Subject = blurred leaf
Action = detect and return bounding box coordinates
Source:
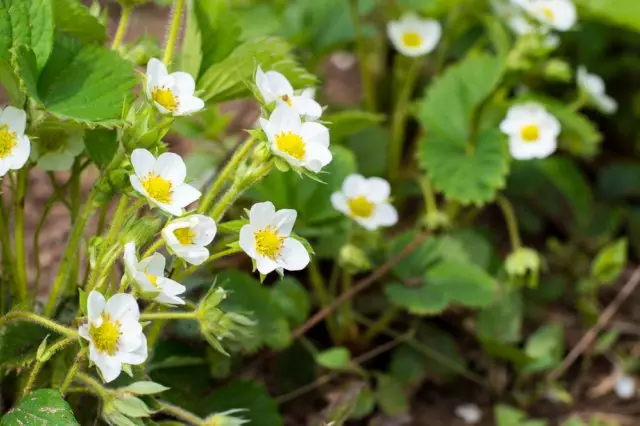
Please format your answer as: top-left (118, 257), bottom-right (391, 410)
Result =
top-left (375, 374), bottom-right (409, 417)
top-left (271, 277), bottom-right (310, 327)
top-left (350, 385), bottom-right (375, 420)
top-left (495, 405), bottom-right (548, 426)
top-left (579, 0), bottom-right (640, 33)
top-left (481, 340), bottom-right (533, 368)
top-left (122, 381), bottom-right (170, 395)
top-left (543, 98), bottom-right (602, 158)
top-left (85, 129), bottom-right (118, 168)
top-left (316, 347), bottom-right (351, 370)
top-left (598, 163), bottom-right (640, 199)
top-left (591, 238), bottom-right (628, 284)
top-left (477, 289), bottom-right (523, 344)
top-left (389, 232), bottom-right (441, 279)
top-left (1, 389), bottom-right (79, 425)
top-left (52, 0), bottom-right (106, 44)
top-left (346, 125), bottom-right (389, 176)
top-left (594, 330), bottom-right (620, 355)
top-left (324, 110), bottom-right (385, 142)
top-left (389, 345), bottom-right (427, 387)
top-left (113, 395), bottom-right (151, 418)
top-left (523, 323), bottom-right (564, 374)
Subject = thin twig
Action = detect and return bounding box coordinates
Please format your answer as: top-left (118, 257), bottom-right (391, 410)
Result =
top-left (548, 267), bottom-right (640, 382)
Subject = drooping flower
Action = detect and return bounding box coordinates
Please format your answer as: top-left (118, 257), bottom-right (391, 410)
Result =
top-left (256, 66), bottom-right (322, 120)
top-left (129, 148), bottom-right (201, 216)
top-left (78, 291), bottom-right (147, 382)
top-left (577, 66), bottom-right (617, 114)
top-left (0, 106), bottom-right (30, 177)
top-left (161, 214), bottom-right (217, 265)
top-left (331, 174), bottom-right (398, 231)
top-left (123, 242), bottom-right (186, 305)
top-left (239, 201), bottom-right (310, 275)
top-left (259, 105), bottom-right (332, 173)
top-left (387, 13), bottom-right (442, 57)
top-left (499, 103), bottom-right (560, 160)
top-left (517, 0), bottom-right (577, 32)
top-left (31, 127), bottom-right (84, 171)
top-left (146, 58), bottom-right (204, 116)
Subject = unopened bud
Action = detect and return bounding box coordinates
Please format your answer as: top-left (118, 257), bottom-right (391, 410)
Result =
top-left (338, 244), bottom-right (371, 274)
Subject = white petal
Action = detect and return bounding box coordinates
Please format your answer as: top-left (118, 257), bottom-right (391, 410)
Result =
top-left (160, 278), bottom-right (186, 296)
top-left (417, 20), bottom-right (442, 54)
top-left (87, 291), bottom-right (106, 320)
top-left (170, 71), bottom-right (196, 96)
top-left (365, 177), bottom-right (391, 203)
top-left (105, 293), bottom-right (139, 321)
top-left (176, 96), bottom-right (205, 116)
top-left (156, 292), bottom-right (186, 305)
top-left (342, 174), bottom-right (367, 197)
top-left (130, 175), bottom-right (148, 199)
top-left (191, 214), bottom-right (217, 245)
top-left (255, 256), bottom-right (279, 275)
top-left (260, 117), bottom-right (276, 142)
top-left (597, 95), bottom-right (618, 114)
top-left (131, 148), bottom-right (155, 178)
top-left (177, 244), bottom-right (209, 265)
top-left (120, 335), bottom-right (148, 365)
top-left (91, 349), bottom-right (122, 383)
top-left (331, 192), bottom-right (349, 215)
top-left (154, 152), bottom-right (186, 184)
top-left (156, 201), bottom-right (184, 217)
top-left (280, 238), bottom-right (310, 271)
top-left (509, 136), bottom-right (557, 160)
top-left (146, 58), bottom-right (168, 85)
top-left (143, 252), bottom-right (166, 276)
top-left (239, 224), bottom-right (258, 258)
top-left (265, 70), bottom-right (294, 98)
top-left (78, 324), bottom-right (90, 341)
top-left (123, 242), bottom-right (138, 276)
top-left (304, 142), bottom-right (332, 172)
top-left (249, 201), bottom-right (276, 228)
top-left (300, 122), bottom-right (330, 148)
top-left (9, 136), bottom-right (30, 170)
top-left (291, 96), bottom-right (323, 120)
top-left (256, 66), bottom-right (276, 103)
top-left (300, 87), bottom-right (316, 99)
top-left (269, 209), bottom-right (297, 236)
top-left (0, 106), bottom-right (27, 135)
top-left (269, 105), bottom-right (302, 133)
top-left (373, 203), bottom-right (398, 227)
top-left (172, 183), bottom-right (201, 208)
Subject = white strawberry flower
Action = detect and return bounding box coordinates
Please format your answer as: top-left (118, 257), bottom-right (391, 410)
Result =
top-left (500, 103), bottom-right (560, 160)
top-left (577, 66), bottom-right (617, 114)
top-left (331, 174), bottom-right (398, 231)
top-left (161, 214), bottom-right (217, 265)
top-left (387, 13), bottom-right (442, 57)
top-left (146, 58), bottom-right (204, 116)
top-left (78, 291), bottom-right (147, 383)
top-left (495, 1), bottom-right (559, 48)
top-left (519, 0), bottom-right (577, 32)
top-left (0, 106), bottom-right (30, 177)
top-left (239, 201), bottom-right (310, 276)
top-left (129, 148), bottom-right (201, 216)
top-left (256, 66), bottom-right (323, 120)
top-left (259, 105), bottom-right (332, 173)
top-left (123, 242), bottom-right (186, 305)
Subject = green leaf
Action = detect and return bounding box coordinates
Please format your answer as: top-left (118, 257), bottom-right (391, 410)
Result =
top-left (201, 380), bottom-right (283, 426)
top-left (51, 0), bottom-right (107, 44)
top-left (113, 395), bottom-right (151, 418)
top-left (316, 347), bottom-right (351, 370)
top-left (84, 129), bottom-right (118, 168)
top-left (495, 405), bottom-right (548, 426)
top-left (389, 345), bottom-right (427, 387)
top-left (523, 323), bottom-right (564, 374)
top-left (271, 277), bottom-right (310, 327)
top-left (0, 0), bottom-right (54, 70)
top-left (1, 389), bottom-right (79, 425)
top-left (542, 98), bottom-right (602, 158)
top-left (323, 110), bottom-right (385, 142)
top-left (346, 125), bottom-right (389, 176)
top-left (375, 374), bottom-right (409, 417)
top-left (598, 163), bottom-right (640, 200)
top-left (198, 36), bottom-right (315, 103)
top-left (591, 238), bottom-right (628, 285)
top-left (579, 0), bottom-right (640, 32)
top-left (218, 219), bottom-right (249, 234)
top-left (350, 385), bottom-right (375, 420)
top-left (0, 320), bottom-right (48, 372)
top-left (477, 289), bottom-right (523, 344)
top-left (122, 381), bottom-right (170, 395)
top-left (13, 34), bottom-right (136, 126)
top-left (389, 232), bottom-right (441, 279)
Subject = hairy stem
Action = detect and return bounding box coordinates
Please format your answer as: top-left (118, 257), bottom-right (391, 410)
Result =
top-left (60, 349), bottom-right (85, 394)
top-left (111, 4), bottom-right (133, 50)
top-left (0, 311), bottom-right (80, 338)
top-left (140, 311), bottom-right (197, 321)
top-left (22, 337), bottom-right (77, 398)
top-left (163, 0), bottom-right (186, 65)
top-left (158, 400), bottom-right (205, 425)
top-left (14, 167), bottom-right (28, 304)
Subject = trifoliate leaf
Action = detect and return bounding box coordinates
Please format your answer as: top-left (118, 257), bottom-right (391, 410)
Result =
top-left (0, 0), bottom-right (54, 70)
top-left (51, 0), bottom-right (107, 44)
top-left (12, 34), bottom-right (136, 126)
top-left (1, 389), bottom-right (79, 425)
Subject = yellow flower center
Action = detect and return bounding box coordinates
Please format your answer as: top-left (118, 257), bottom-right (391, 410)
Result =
top-left (145, 272), bottom-right (160, 288)
top-left (151, 87), bottom-right (179, 112)
top-left (142, 174), bottom-right (173, 204)
top-left (0, 124), bottom-right (17, 159)
top-left (347, 195), bottom-right (375, 218)
top-left (542, 7), bottom-right (555, 22)
top-left (89, 315), bottom-right (121, 356)
top-left (174, 227), bottom-right (196, 245)
top-left (275, 131), bottom-right (306, 160)
top-left (254, 226), bottom-right (284, 259)
top-left (281, 94), bottom-right (293, 107)
top-left (520, 124), bottom-right (540, 143)
top-left (402, 31), bottom-right (423, 48)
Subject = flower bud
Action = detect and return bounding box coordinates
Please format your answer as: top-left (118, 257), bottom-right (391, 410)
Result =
top-left (338, 244), bottom-right (371, 274)
top-left (423, 211), bottom-right (449, 231)
top-left (543, 59), bottom-right (572, 82)
top-left (204, 409), bottom-right (249, 426)
top-left (505, 247), bottom-right (542, 286)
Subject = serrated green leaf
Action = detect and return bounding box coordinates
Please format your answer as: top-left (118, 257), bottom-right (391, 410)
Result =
top-left (316, 347), bottom-right (351, 370)
top-left (51, 0), bottom-right (106, 44)
top-left (0, 0), bottom-right (54, 70)
top-left (271, 277), bottom-right (310, 327)
top-left (197, 36), bottom-right (315, 103)
top-left (13, 34), bottom-right (136, 126)
top-left (0, 320), bottom-right (48, 372)
top-left (85, 128), bottom-right (118, 168)
top-left (323, 110), bottom-right (385, 142)
top-left (1, 389), bottom-right (80, 425)
top-left (591, 238), bottom-right (628, 285)
top-left (375, 374), bottom-right (409, 417)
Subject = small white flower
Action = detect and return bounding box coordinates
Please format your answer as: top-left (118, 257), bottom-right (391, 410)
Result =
top-left (31, 128), bottom-right (84, 171)
top-left (615, 375), bottom-right (636, 399)
top-left (78, 291), bottom-right (147, 382)
top-left (455, 404), bottom-right (483, 424)
top-left (123, 242), bottom-right (186, 305)
top-left (239, 201), bottom-right (310, 276)
top-left (331, 174), bottom-right (398, 231)
top-left (146, 58), bottom-right (204, 116)
top-left (0, 106), bottom-right (30, 177)
top-left (577, 66), bottom-right (617, 114)
top-left (387, 13), bottom-right (442, 57)
top-left (259, 105), bottom-right (332, 173)
top-left (129, 148), bottom-right (201, 216)
top-left (495, 1), bottom-right (559, 48)
top-left (161, 214), bottom-right (217, 265)
top-left (500, 103), bottom-right (560, 160)
top-left (520, 0), bottom-right (577, 32)
top-left (256, 66), bottom-right (323, 120)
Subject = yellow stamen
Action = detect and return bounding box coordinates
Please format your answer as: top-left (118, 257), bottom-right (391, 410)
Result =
top-left (402, 32), bottom-right (422, 48)
top-left (174, 227), bottom-right (196, 245)
top-left (254, 226), bottom-right (284, 259)
top-left (151, 87), bottom-right (179, 112)
top-left (142, 174), bottom-right (173, 204)
top-left (347, 195), bottom-right (375, 219)
top-left (281, 94), bottom-right (293, 107)
top-left (0, 124), bottom-right (17, 159)
top-left (542, 7), bottom-right (555, 22)
top-left (520, 124), bottom-right (540, 143)
top-left (275, 131), bottom-right (306, 160)
top-left (145, 273), bottom-right (160, 288)
top-left (89, 314), bottom-right (121, 356)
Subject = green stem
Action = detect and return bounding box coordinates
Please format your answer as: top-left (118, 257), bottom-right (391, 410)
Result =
top-left (348, 0), bottom-right (375, 111)
top-left (22, 337), bottom-right (77, 398)
top-left (0, 192), bottom-right (18, 301)
top-left (418, 176), bottom-right (438, 216)
top-left (45, 196), bottom-right (97, 316)
top-left (60, 349), bottom-right (85, 394)
top-left (362, 306), bottom-right (400, 343)
top-left (308, 260), bottom-right (331, 307)
top-left (339, 268), bottom-right (356, 341)
top-left (173, 247), bottom-right (240, 280)
top-left (75, 372), bottom-right (110, 400)
top-left (143, 238), bottom-right (164, 258)
top-left (111, 5), bottom-right (133, 50)
top-left (198, 136), bottom-right (257, 215)
top-left (496, 194), bottom-right (522, 250)
top-left (33, 196), bottom-right (56, 304)
top-left (162, 0), bottom-right (185, 65)
top-left (0, 311), bottom-right (80, 338)
top-left (14, 168), bottom-right (28, 304)
top-left (158, 400), bottom-right (205, 426)
top-left (388, 59), bottom-right (422, 183)
top-left (140, 311), bottom-right (197, 321)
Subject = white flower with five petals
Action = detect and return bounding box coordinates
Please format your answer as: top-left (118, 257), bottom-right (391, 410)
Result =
top-left (517, 0), bottom-right (577, 32)
top-left (78, 291), bottom-right (147, 382)
top-left (129, 148), bottom-right (201, 216)
top-left (146, 58), bottom-right (204, 116)
top-left (259, 105), bottom-right (332, 173)
top-left (162, 214), bottom-right (217, 265)
top-left (256, 66), bottom-right (322, 120)
top-left (0, 106), bottom-right (30, 177)
top-left (331, 174), bottom-right (398, 231)
top-left (387, 13), bottom-right (442, 57)
top-left (239, 202), bottom-right (310, 276)
top-left (500, 103), bottom-right (560, 160)
top-left (123, 242), bottom-right (186, 305)
top-left (577, 66), bottom-right (617, 114)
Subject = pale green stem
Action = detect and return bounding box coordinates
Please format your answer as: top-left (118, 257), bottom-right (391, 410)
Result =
top-left (308, 260), bottom-right (341, 343)
top-left (158, 400), bottom-right (205, 426)
top-left (0, 192), bottom-right (18, 301)
top-left (173, 247), bottom-right (240, 280)
top-left (0, 311), bottom-right (80, 338)
top-left (33, 197), bottom-right (56, 305)
top-left (75, 372), bottom-right (110, 400)
top-left (22, 337), bottom-right (77, 398)
top-left (14, 167), bottom-right (28, 304)
top-left (418, 176), bottom-right (438, 216)
top-left (60, 349), bottom-right (85, 394)
top-left (348, 0), bottom-right (375, 111)
top-left (496, 194), bottom-right (522, 250)
top-left (111, 4), bottom-right (133, 50)
top-left (163, 0), bottom-right (186, 65)
top-left (140, 311), bottom-right (197, 321)
top-left (143, 238), bottom-right (165, 258)
top-left (362, 306), bottom-right (400, 343)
